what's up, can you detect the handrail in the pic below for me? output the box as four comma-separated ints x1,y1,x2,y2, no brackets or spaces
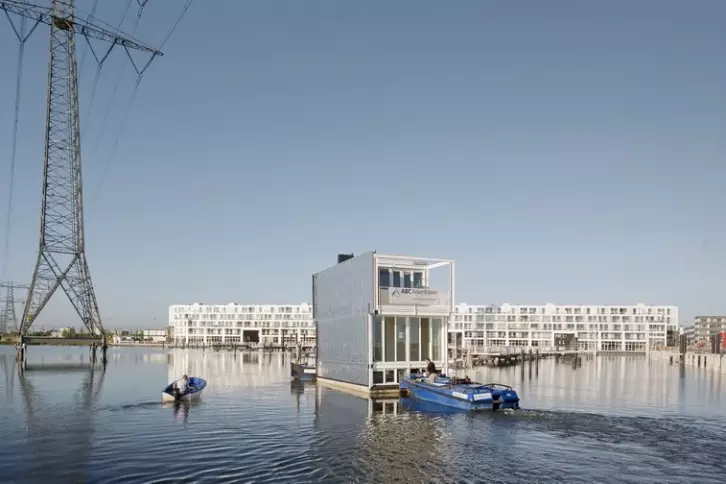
481,383,513,390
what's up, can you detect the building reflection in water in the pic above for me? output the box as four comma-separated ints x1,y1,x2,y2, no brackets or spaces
106,349,169,366
457,354,723,417
309,386,448,483
167,349,287,388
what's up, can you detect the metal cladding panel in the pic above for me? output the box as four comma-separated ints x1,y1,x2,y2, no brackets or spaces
314,251,374,387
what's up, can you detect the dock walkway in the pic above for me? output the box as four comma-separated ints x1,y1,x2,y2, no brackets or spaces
454,345,582,368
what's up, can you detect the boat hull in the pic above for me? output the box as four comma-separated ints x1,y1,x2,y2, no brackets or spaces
161,389,204,403
400,378,520,411
291,362,317,381
162,377,207,402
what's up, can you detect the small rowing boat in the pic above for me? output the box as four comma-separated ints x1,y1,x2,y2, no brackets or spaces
162,376,207,403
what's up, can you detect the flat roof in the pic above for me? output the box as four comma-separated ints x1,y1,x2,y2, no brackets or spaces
374,253,454,270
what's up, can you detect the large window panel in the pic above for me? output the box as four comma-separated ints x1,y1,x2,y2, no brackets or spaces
384,317,396,362
409,317,420,361
379,269,390,288
396,317,407,361
432,318,442,360
372,315,383,362
420,318,430,360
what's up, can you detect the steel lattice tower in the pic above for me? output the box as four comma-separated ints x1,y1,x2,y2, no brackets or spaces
0,282,27,333
0,0,162,337
4,286,16,333
0,285,14,333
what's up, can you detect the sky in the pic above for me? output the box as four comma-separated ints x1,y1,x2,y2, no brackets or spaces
0,0,725,330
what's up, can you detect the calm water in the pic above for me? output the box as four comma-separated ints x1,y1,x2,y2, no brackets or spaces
0,347,724,484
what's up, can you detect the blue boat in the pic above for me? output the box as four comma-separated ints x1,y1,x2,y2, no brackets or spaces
162,377,207,402
400,374,520,411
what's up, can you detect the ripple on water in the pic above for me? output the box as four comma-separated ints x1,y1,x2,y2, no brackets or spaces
1,349,725,484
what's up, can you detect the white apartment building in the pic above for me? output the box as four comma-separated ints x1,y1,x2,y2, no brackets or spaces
692,316,726,342
451,302,679,352
143,329,167,343
168,302,314,347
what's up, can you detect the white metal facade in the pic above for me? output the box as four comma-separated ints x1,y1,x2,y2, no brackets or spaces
314,251,375,387
451,302,679,351
168,302,314,346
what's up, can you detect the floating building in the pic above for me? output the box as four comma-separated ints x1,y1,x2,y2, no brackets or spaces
168,303,314,347
451,302,679,352
313,252,453,396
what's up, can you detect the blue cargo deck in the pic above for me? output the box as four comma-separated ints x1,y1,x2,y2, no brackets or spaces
400,375,520,411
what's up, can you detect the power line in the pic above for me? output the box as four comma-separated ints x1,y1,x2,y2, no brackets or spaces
160,0,192,49
77,0,99,74
0,0,165,337
81,0,133,136
89,0,193,210
0,10,41,284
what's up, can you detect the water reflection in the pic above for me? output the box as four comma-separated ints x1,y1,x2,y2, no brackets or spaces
453,353,724,418
161,400,199,424
166,349,288,388
0,347,723,483
291,380,319,414
12,356,106,482
0,353,16,400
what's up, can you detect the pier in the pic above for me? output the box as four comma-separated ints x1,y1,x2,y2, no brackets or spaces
22,336,105,346
649,348,726,374
165,342,316,353
452,345,582,368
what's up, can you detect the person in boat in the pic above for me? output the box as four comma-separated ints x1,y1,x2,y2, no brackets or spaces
425,358,438,383
173,374,190,400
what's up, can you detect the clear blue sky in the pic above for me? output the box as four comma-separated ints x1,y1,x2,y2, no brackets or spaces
1,0,725,329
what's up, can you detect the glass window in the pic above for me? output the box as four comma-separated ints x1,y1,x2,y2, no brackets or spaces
404,273,412,288
384,317,395,362
396,317,407,361
409,317,420,361
420,318,430,360
413,272,423,288
392,271,401,287
385,370,395,383
432,318,442,360
372,315,382,362
379,269,390,288
373,371,384,384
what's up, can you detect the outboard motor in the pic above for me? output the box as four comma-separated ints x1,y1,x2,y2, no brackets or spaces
172,387,181,401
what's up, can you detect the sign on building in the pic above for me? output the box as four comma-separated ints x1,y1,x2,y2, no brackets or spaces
384,287,447,306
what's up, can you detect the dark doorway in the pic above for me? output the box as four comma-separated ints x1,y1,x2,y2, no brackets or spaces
243,330,260,343
554,333,577,351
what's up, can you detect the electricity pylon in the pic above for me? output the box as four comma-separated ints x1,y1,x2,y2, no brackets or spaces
0,1,162,337
0,282,28,333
